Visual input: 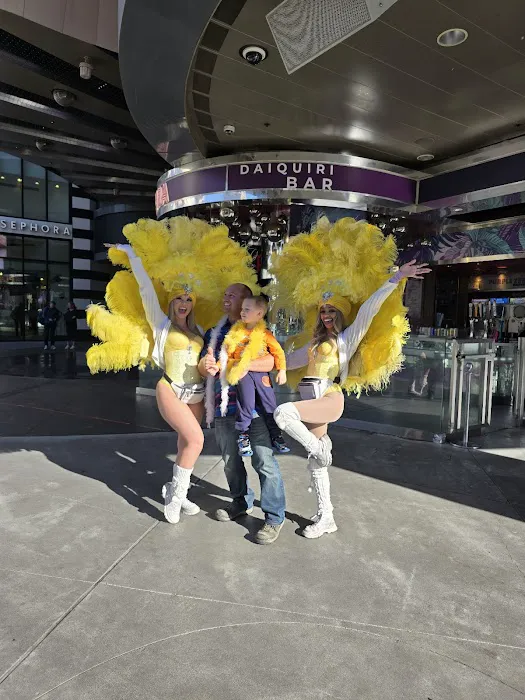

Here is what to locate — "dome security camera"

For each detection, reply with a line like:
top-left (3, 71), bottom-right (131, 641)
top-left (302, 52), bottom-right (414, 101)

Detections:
top-left (223, 124), bottom-right (236, 135)
top-left (240, 45), bottom-right (267, 65)
top-left (110, 137), bottom-right (128, 150)
top-left (53, 89), bottom-right (76, 107)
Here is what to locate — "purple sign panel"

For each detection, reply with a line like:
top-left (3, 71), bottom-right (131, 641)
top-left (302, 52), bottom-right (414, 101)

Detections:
top-left (156, 161), bottom-right (416, 214)
top-left (161, 166), bottom-right (227, 209)
top-left (228, 162), bottom-right (415, 203)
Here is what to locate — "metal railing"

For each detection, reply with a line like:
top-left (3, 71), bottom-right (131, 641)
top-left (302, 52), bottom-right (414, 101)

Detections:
top-left (513, 337), bottom-right (525, 423)
top-left (449, 341), bottom-right (496, 436)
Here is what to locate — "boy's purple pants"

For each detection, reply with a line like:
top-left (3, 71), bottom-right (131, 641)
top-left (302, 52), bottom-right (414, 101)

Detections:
top-left (235, 371), bottom-right (280, 439)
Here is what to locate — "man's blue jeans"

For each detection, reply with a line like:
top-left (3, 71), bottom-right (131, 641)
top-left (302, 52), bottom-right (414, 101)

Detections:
top-left (215, 416), bottom-right (286, 525)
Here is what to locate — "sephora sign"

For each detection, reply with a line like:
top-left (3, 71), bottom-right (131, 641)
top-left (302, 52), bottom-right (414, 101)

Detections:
top-left (0, 216), bottom-right (72, 238)
top-left (156, 159), bottom-right (416, 214)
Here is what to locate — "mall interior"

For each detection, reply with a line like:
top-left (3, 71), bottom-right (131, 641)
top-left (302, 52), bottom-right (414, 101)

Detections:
top-left (1, 0), bottom-right (525, 443)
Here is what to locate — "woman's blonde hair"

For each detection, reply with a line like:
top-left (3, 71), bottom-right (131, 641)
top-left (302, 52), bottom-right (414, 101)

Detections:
top-left (311, 307), bottom-right (344, 353)
top-left (168, 299), bottom-right (202, 338)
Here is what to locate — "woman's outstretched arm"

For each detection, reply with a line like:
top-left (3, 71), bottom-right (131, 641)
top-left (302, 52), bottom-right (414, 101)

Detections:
top-left (107, 243), bottom-right (167, 332)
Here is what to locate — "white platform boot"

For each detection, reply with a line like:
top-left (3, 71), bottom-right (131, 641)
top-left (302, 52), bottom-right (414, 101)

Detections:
top-left (274, 403), bottom-right (332, 467)
top-left (302, 467), bottom-right (338, 539)
top-left (162, 465), bottom-right (195, 524)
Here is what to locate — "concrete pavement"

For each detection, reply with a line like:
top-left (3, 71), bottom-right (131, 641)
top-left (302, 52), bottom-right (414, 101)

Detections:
top-left (1, 427), bottom-right (525, 699)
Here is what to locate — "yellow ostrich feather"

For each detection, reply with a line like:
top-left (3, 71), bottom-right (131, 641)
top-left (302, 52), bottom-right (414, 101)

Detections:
top-left (223, 320), bottom-right (268, 385)
top-left (87, 216), bottom-right (259, 374)
top-left (271, 217), bottom-right (409, 395)
top-left (86, 305), bottom-right (150, 373)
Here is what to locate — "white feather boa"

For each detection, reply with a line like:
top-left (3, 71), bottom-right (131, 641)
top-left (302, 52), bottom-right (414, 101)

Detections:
top-left (205, 316), bottom-right (229, 427)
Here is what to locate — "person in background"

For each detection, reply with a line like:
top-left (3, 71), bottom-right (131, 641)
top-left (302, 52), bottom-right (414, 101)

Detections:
top-left (64, 302), bottom-right (78, 350)
top-left (40, 301), bottom-right (60, 351)
top-left (11, 301), bottom-right (25, 337)
top-left (28, 303), bottom-right (38, 335)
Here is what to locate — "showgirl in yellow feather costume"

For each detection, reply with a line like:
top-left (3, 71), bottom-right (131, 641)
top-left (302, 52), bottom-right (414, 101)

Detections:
top-left (271, 217), bottom-right (430, 539)
top-left (86, 217), bottom-right (257, 526)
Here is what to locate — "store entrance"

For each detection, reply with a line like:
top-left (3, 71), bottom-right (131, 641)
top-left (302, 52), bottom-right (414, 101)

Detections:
top-left (0, 234), bottom-right (71, 342)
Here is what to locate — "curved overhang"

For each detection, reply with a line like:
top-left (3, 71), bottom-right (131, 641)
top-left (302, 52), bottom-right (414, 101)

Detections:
top-left (118, 0), bottom-right (217, 164)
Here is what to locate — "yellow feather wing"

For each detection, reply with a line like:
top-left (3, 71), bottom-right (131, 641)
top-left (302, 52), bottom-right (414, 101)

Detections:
top-left (271, 217), bottom-right (409, 394)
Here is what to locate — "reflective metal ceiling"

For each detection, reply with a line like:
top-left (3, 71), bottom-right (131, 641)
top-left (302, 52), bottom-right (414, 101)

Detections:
top-left (0, 10), bottom-right (165, 202)
top-left (120, 0), bottom-right (525, 170)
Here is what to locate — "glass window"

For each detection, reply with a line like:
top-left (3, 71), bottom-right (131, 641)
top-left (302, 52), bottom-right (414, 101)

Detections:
top-left (24, 259), bottom-right (48, 307)
top-left (23, 161), bottom-right (46, 220)
top-left (0, 234), bottom-right (23, 259)
top-left (23, 236), bottom-right (47, 261)
top-left (47, 171), bottom-right (69, 223)
top-left (48, 239), bottom-right (70, 262)
top-left (0, 153), bottom-right (22, 217)
top-left (48, 262), bottom-right (70, 334)
top-left (0, 259), bottom-right (24, 340)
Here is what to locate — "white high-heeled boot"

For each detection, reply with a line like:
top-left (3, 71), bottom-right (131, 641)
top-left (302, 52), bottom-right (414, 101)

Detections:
top-left (274, 403), bottom-right (332, 467)
top-left (162, 465), bottom-right (193, 524)
top-left (302, 468), bottom-right (338, 539)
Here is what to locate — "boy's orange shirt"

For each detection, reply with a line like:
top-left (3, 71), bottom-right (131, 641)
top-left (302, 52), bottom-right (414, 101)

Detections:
top-left (228, 325), bottom-right (286, 370)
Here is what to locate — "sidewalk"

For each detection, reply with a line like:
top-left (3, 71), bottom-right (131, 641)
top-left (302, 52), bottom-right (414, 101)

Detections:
top-left (1, 427), bottom-right (524, 699)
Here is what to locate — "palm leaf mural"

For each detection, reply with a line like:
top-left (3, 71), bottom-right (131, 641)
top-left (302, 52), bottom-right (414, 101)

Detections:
top-left (518, 224), bottom-right (525, 252)
top-left (464, 228), bottom-right (512, 256)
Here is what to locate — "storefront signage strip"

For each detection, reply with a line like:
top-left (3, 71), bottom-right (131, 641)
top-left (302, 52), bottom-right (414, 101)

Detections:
top-left (155, 161), bottom-right (416, 213)
top-left (469, 273), bottom-right (525, 292)
top-left (0, 216), bottom-right (72, 238)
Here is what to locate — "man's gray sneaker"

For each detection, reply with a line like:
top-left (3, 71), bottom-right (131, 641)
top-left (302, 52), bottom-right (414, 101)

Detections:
top-left (254, 522), bottom-right (284, 545)
top-left (214, 502), bottom-right (253, 522)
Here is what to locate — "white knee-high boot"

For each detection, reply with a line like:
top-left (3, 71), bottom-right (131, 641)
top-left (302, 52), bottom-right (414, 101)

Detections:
top-left (302, 467), bottom-right (338, 539)
top-left (162, 465), bottom-right (193, 524)
top-left (172, 457), bottom-right (200, 516)
top-left (274, 403), bottom-right (332, 467)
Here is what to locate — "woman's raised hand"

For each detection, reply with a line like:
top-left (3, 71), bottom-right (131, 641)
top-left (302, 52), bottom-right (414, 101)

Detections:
top-left (398, 260), bottom-right (432, 280)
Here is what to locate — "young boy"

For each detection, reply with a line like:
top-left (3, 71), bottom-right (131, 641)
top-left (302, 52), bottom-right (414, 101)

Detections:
top-left (221, 295), bottom-right (289, 457)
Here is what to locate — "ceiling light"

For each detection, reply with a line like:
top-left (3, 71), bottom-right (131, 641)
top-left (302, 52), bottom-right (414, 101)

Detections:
top-left (35, 181), bottom-right (39, 185)
top-left (437, 28), bottom-right (468, 47)
top-left (79, 56), bottom-right (93, 80)
top-left (452, 206), bottom-right (463, 213)
top-left (17, 177), bottom-right (22, 182)
top-left (417, 153), bottom-right (435, 162)
top-left (35, 140), bottom-right (48, 151)
top-left (55, 184), bottom-right (60, 189)
top-left (0, 176), bottom-right (4, 180)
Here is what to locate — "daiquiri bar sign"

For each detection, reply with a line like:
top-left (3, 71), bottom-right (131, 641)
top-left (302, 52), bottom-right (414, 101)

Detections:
top-left (155, 156), bottom-right (417, 216)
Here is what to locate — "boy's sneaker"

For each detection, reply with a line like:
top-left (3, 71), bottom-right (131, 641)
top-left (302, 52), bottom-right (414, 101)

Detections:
top-left (272, 437), bottom-right (290, 454)
top-left (214, 502), bottom-right (253, 521)
top-left (237, 432), bottom-right (253, 457)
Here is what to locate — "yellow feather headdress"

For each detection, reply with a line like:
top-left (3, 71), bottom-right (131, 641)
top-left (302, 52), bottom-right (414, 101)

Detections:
top-left (270, 217), bottom-right (409, 395)
top-left (87, 217), bottom-right (258, 373)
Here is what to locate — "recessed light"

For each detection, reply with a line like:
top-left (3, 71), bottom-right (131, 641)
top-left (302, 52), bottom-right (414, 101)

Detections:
top-left (437, 28), bottom-right (468, 47)
top-left (452, 206), bottom-right (463, 213)
top-left (417, 153), bottom-right (435, 162)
